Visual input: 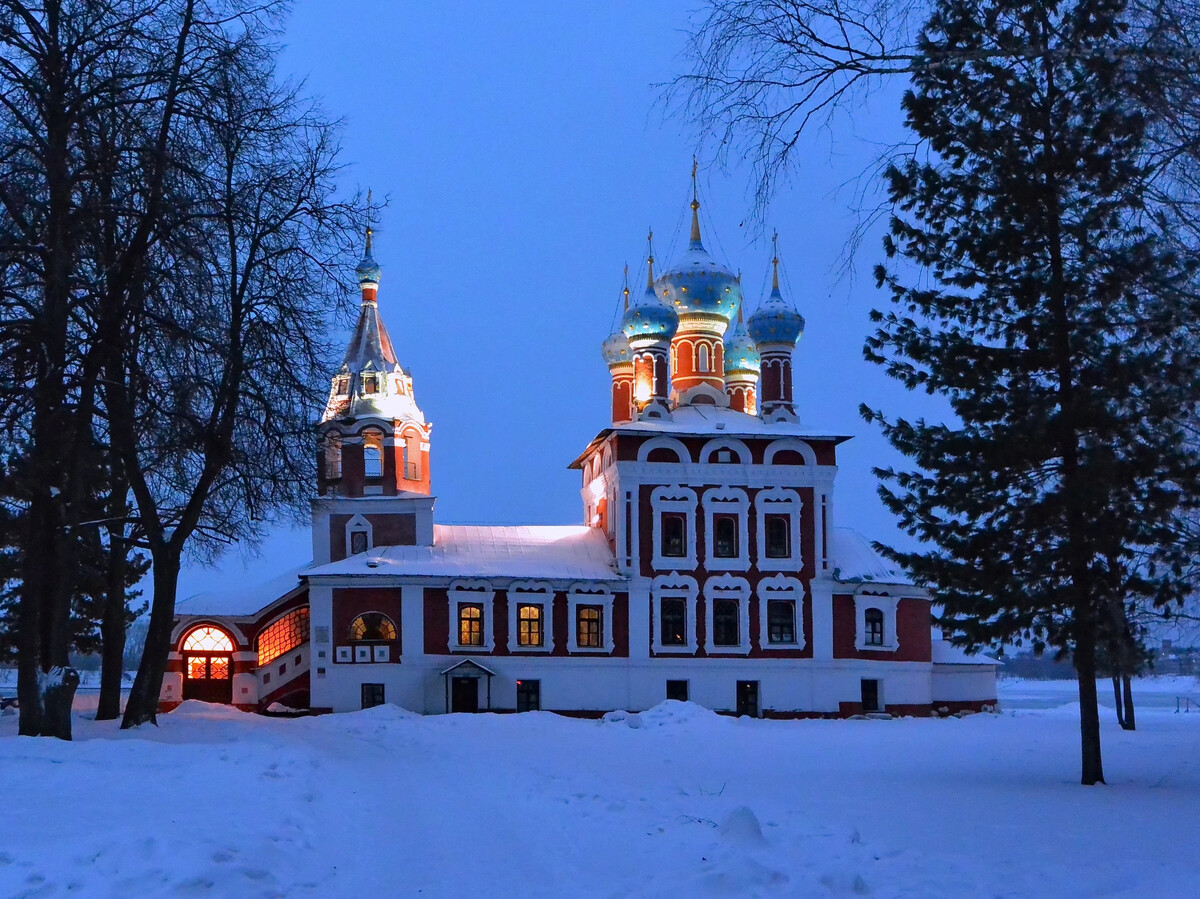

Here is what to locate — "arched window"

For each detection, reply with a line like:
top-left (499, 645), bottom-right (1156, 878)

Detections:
top-left (697, 343), bottom-right (710, 373)
top-left (257, 607), bottom-right (310, 667)
top-left (363, 374), bottom-right (378, 395)
top-left (350, 528), bottom-right (369, 555)
top-left (517, 604), bottom-right (543, 647)
top-left (362, 430), bottom-right (383, 478)
top-left (325, 436), bottom-right (342, 480)
top-left (183, 626), bottom-right (234, 652)
top-left (349, 612), bottom-right (397, 642)
top-left (458, 604), bottom-right (483, 646)
top-left (864, 608), bottom-right (885, 646)
top-left (576, 606), bottom-right (602, 648)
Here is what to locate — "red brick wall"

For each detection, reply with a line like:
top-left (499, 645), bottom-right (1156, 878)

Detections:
top-left (332, 587), bottom-right (402, 649)
top-left (832, 595), bottom-right (932, 662)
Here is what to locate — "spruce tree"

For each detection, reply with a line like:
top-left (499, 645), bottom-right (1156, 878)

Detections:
top-left (864, 0), bottom-right (1200, 785)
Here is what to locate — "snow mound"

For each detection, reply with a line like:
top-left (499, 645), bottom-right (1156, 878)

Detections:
top-left (719, 806), bottom-right (765, 845)
top-left (166, 700), bottom-right (250, 719)
top-left (603, 700), bottom-right (721, 729)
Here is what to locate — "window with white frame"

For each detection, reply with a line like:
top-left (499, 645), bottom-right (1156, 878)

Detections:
top-left (566, 586), bottom-right (615, 653)
top-left (702, 487), bottom-right (749, 571)
top-left (344, 514), bottom-right (373, 557)
top-left (854, 594), bottom-right (900, 652)
top-left (448, 580), bottom-right (495, 652)
top-left (754, 488), bottom-right (803, 571)
top-left (650, 486), bottom-right (698, 570)
top-left (704, 575), bottom-right (750, 654)
top-left (651, 574), bottom-right (698, 653)
top-left (507, 581), bottom-right (554, 653)
top-left (757, 574), bottom-right (805, 650)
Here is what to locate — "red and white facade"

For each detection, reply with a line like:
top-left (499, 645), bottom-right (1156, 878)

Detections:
top-left (164, 209), bottom-right (997, 718)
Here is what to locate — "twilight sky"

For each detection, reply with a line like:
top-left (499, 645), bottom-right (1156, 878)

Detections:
top-left (176, 0), bottom-right (936, 597)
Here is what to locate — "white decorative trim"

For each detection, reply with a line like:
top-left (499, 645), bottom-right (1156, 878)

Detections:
top-left (448, 578), bottom-right (495, 653)
top-left (567, 583), bottom-right (614, 653)
top-left (702, 486), bottom-right (750, 571)
top-left (344, 514), bottom-right (373, 556)
top-left (507, 580), bottom-right (555, 653)
top-left (854, 594), bottom-right (900, 652)
top-left (651, 573), bottom-right (699, 654)
top-left (651, 485), bottom-right (699, 570)
top-left (700, 437), bottom-right (752, 465)
top-left (637, 436), bottom-right (692, 463)
top-left (757, 574), bottom-right (806, 650)
top-left (763, 437), bottom-right (818, 466)
top-left (703, 574), bottom-right (751, 655)
top-left (754, 487), bottom-right (804, 572)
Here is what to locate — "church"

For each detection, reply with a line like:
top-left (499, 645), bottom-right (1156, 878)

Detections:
top-left (163, 184), bottom-right (997, 718)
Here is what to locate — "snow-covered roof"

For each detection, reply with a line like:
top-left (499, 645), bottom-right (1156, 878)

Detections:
top-left (175, 564), bottom-right (311, 618)
top-left (830, 528), bottom-right (915, 587)
top-left (611, 405), bottom-right (850, 440)
top-left (305, 525), bottom-right (623, 583)
top-left (932, 640), bottom-right (999, 666)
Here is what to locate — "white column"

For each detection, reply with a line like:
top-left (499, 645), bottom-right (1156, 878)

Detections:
top-left (809, 577), bottom-right (834, 660)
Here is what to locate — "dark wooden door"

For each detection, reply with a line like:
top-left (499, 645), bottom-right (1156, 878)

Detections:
top-left (861, 679), bottom-right (880, 713)
top-left (736, 680), bottom-right (759, 717)
top-left (183, 654), bottom-right (233, 703)
top-left (451, 676), bottom-right (479, 713)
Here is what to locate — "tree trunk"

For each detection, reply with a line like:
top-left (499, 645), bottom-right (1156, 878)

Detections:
top-left (96, 538), bottom-right (128, 721)
top-left (16, 494), bottom-right (46, 736)
top-left (1121, 674), bottom-right (1136, 731)
top-left (38, 665), bottom-right (80, 739)
top-left (1074, 616), bottom-right (1106, 785)
top-left (1111, 675), bottom-right (1125, 728)
top-left (121, 553), bottom-right (180, 728)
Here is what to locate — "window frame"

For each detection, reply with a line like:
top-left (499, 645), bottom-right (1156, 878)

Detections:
top-left (703, 574), bottom-right (751, 654)
top-left (766, 599), bottom-right (796, 645)
top-left (566, 586), bottom-right (615, 653)
top-left (506, 581), bottom-right (555, 653)
top-left (516, 679), bottom-right (541, 712)
top-left (757, 574), bottom-right (805, 650)
top-left (854, 595), bottom-right (900, 652)
top-left (651, 574), bottom-right (698, 654)
top-left (702, 487), bottom-right (749, 572)
top-left (650, 486), bottom-right (698, 570)
top-left (754, 488), bottom-right (804, 571)
top-left (448, 580), bottom-right (496, 652)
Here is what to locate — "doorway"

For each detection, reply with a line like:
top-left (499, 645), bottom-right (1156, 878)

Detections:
top-left (451, 676), bottom-right (479, 713)
top-left (180, 625), bottom-right (235, 703)
top-left (861, 679), bottom-right (881, 713)
top-left (736, 680), bottom-right (759, 717)
top-left (666, 680), bottom-right (689, 702)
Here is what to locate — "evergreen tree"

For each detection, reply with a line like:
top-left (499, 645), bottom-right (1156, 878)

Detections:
top-left (864, 0), bottom-right (1200, 784)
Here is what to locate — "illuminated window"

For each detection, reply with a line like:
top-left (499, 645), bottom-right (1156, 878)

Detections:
top-left (865, 608), bottom-right (885, 646)
top-left (713, 515), bottom-right (738, 558)
top-left (183, 626), bottom-right (234, 652)
top-left (209, 657), bottom-right (230, 679)
top-left (187, 656), bottom-right (208, 679)
top-left (517, 604), bottom-right (543, 647)
top-left (660, 598), bottom-right (686, 646)
top-left (661, 513), bottom-right (686, 558)
top-left (349, 612), bottom-right (397, 642)
top-left (712, 598), bottom-right (740, 647)
top-left (363, 430), bottom-right (383, 478)
top-left (257, 607), bottom-right (310, 668)
top-left (767, 600), bottom-right (796, 644)
top-left (576, 606), bottom-right (602, 648)
top-left (764, 515), bottom-right (790, 558)
top-left (459, 604), bottom-right (483, 646)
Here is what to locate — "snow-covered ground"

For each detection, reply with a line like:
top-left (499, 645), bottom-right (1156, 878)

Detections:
top-left (2, 682), bottom-right (1198, 898)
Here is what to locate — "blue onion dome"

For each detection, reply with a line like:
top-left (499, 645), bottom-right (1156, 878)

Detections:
top-left (621, 256), bottom-right (679, 344)
top-left (723, 310), bottom-right (760, 374)
top-left (656, 200), bottom-right (741, 323)
top-left (601, 328), bottom-right (631, 366)
top-left (356, 226), bottom-right (381, 286)
top-left (747, 249), bottom-right (805, 347)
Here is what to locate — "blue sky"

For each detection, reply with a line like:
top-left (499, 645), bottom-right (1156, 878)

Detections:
top-left (176, 0), bottom-right (935, 597)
